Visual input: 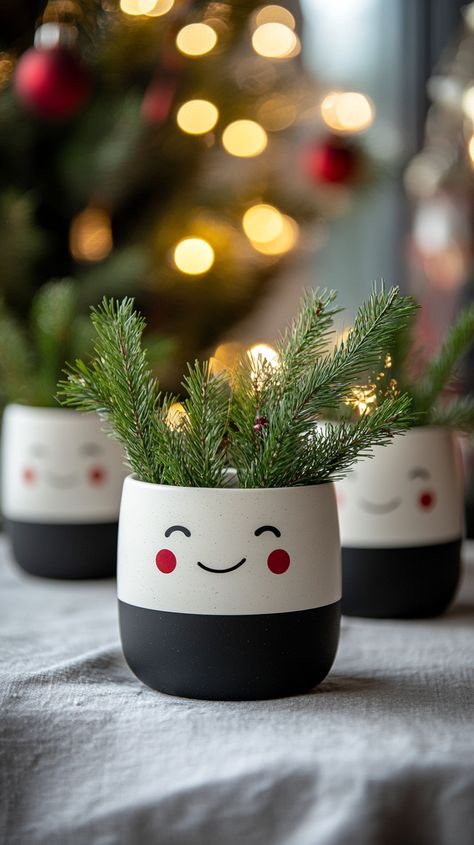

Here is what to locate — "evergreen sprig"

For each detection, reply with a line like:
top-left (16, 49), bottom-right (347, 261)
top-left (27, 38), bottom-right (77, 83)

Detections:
top-left (367, 302), bottom-right (474, 430)
top-left (228, 285), bottom-right (417, 487)
top-left (59, 288), bottom-right (417, 488)
top-left (0, 280), bottom-right (92, 407)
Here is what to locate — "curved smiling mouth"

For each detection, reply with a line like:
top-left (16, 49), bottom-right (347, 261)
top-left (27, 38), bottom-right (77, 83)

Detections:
top-left (358, 497), bottom-right (402, 514)
top-left (44, 472), bottom-right (78, 489)
top-left (197, 558), bottom-right (246, 574)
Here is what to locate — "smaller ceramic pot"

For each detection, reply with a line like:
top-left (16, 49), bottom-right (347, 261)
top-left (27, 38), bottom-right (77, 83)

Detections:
top-left (1, 404), bottom-right (127, 579)
top-left (336, 427), bottom-right (464, 618)
top-left (117, 477), bottom-right (342, 700)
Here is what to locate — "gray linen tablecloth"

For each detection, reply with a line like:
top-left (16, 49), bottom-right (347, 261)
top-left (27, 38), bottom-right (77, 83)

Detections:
top-left (0, 536), bottom-right (473, 845)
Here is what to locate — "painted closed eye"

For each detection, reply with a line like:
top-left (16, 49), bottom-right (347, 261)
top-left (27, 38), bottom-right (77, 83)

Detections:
top-left (165, 525), bottom-right (191, 537)
top-left (408, 467), bottom-right (430, 480)
top-left (255, 525), bottom-right (281, 537)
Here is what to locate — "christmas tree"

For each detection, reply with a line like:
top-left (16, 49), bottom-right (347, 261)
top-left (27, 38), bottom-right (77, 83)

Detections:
top-left (0, 0), bottom-right (375, 391)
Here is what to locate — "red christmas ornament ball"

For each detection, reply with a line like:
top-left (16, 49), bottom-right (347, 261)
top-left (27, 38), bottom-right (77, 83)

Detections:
top-left (303, 137), bottom-right (357, 185)
top-left (14, 46), bottom-right (90, 119)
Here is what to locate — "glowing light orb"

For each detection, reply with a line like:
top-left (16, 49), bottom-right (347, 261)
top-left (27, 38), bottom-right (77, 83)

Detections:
top-left (176, 99), bottom-right (219, 135)
top-left (222, 120), bottom-right (268, 157)
top-left (173, 237), bottom-right (215, 275)
top-left (252, 22), bottom-right (297, 59)
top-left (250, 215), bottom-right (299, 255)
top-left (176, 23), bottom-right (217, 56)
top-left (255, 5), bottom-right (296, 29)
top-left (243, 204), bottom-right (284, 244)
top-left (69, 208), bottom-right (113, 263)
top-left (320, 91), bottom-right (375, 133)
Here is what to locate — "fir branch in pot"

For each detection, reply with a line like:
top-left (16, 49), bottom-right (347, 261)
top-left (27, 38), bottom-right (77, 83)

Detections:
top-left (0, 280), bottom-right (128, 579)
top-left (336, 303), bottom-right (474, 620)
top-left (57, 286), bottom-right (415, 701)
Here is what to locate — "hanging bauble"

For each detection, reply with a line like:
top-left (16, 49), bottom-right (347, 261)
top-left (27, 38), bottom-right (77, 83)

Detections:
top-left (14, 45), bottom-right (90, 119)
top-left (303, 135), bottom-right (357, 185)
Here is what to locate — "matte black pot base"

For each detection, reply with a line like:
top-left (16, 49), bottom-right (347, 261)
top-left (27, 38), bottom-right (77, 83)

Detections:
top-left (119, 600), bottom-right (341, 701)
top-left (342, 540), bottom-right (462, 619)
top-left (5, 519), bottom-right (118, 579)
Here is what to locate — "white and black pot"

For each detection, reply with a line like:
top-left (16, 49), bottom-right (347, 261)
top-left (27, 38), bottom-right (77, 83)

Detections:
top-left (118, 476), bottom-right (341, 700)
top-left (336, 427), bottom-right (464, 618)
top-left (1, 404), bottom-right (127, 579)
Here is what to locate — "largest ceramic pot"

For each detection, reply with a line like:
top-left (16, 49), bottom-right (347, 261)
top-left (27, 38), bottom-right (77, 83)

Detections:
top-left (118, 477), bottom-right (341, 700)
top-left (2, 404), bottom-right (127, 579)
top-left (336, 427), bottom-right (464, 618)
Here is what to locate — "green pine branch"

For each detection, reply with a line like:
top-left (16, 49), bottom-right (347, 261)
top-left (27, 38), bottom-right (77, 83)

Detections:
top-left (229, 285), bottom-right (417, 488)
top-left (412, 303), bottom-right (474, 419)
top-left (59, 289), bottom-right (417, 488)
top-left (59, 297), bottom-right (164, 483)
top-left (0, 303), bottom-right (33, 405)
top-left (430, 395), bottom-right (474, 432)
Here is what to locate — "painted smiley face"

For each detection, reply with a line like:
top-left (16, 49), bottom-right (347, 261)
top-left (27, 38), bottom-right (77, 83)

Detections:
top-left (21, 441), bottom-right (108, 490)
top-left (155, 524), bottom-right (291, 576)
top-left (336, 429), bottom-right (463, 547)
top-left (353, 466), bottom-right (436, 515)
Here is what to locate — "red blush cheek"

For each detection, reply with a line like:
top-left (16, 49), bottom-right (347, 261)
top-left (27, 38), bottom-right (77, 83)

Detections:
top-left (155, 549), bottom-right (177, 574)
top-left (419, 490), bottom-right (436, 510)
top-left (267, 549), bottom-right (290, 575)
top-left (88, 466), bottom-right (107, 485)
top-left (22, 467), bottom-right (36, 485)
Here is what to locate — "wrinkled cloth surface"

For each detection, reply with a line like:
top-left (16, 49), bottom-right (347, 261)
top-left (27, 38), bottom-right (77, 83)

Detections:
top-left (0, 536), bottom-right (473, 845)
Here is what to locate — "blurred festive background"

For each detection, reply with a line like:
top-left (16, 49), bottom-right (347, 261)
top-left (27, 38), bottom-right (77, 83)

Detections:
top-left (0, 1), bottom-right (473, 434)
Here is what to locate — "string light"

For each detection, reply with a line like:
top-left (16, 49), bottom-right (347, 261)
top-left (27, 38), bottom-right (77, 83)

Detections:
top-left (166, 402), bottom-right (188, 430)
top-left (120, 0), bottom-right (162, 15)
top-left (345, 385), bottom-right (377, 416)
top-left (209, 342), bottom-right (243, 376)
top-left (250, 215), bottom-right (298, 255)
top-left (248, 343), bottom-right (279, 369)
top-left (320, 91), bottom-right (375, 133)
top-left (176, 23), bottom-right (218, 56)
top-left (243, 204), bottom-right (284, 244)
top-left (255, 5), bottom-right (296, 29)
top-left (222, 120), bottom-right (268, 157)
top-left (176, 99), bottom-right (219, 135)
top-left (173, 237), bottom-right (215, 275)
top-left (69, 208), bottom-right (113, 263)
top-left (252, 22), bottom-right (297, 59)
top-left (144, 0), bottom-right (174, 16)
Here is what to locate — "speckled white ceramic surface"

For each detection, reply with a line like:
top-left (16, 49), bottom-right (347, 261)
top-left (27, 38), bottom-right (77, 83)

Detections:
top-left (2, 404), bottom-right (127, 522)
top-left (117, 477), bottom-right (341, 615)
top-left (336, 427), bottom-right (464, 548)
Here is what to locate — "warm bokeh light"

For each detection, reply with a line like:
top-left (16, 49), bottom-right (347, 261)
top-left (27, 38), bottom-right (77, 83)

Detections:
top-left (345, 385), bottom-right (377, 416)
top-left (69, 208), bottom-right (113, 263)
top-left (255, 5), bottom-right (296, 29)
top-left (0, 55), bottom-right (14, 88)
top-left (320, 91), bottom-right (375, 133)
top-left (243, 204), bottom-right (284, 244)
top-left (143, 0), bottom-right (174, 16)
top-left (468, 135), bottom-right (474, 166)
top-left (176, 23), bottom-right (218, 56)
top-left (248, 343), bottom-right (279, 369)
top-left (462, 86), bottom-right (474, 121)
top-left (166, 402), bottom-right (188, 430)
top-left (222, 120), bottom-right (268, 157)
top-left (210, 341), bottom-right (243, 375)
top-left (176, 99), bottom-right (219, 135)
top-left (257, 94), bottom-right (297, 130)
top-left (250, 214), bottom-right (298, 255)
top-left (252, 22), bottom-right (297, 58)
top-left (173, 237), bottom-right (215, 274)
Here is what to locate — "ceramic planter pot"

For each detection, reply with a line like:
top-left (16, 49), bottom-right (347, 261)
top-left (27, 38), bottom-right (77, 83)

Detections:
top-left (2, 404), bottom-right (127, 579)
top-left (118, 477), bottom-right (341, 700)
top-left (336, 427), bottom-right (464, 618)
